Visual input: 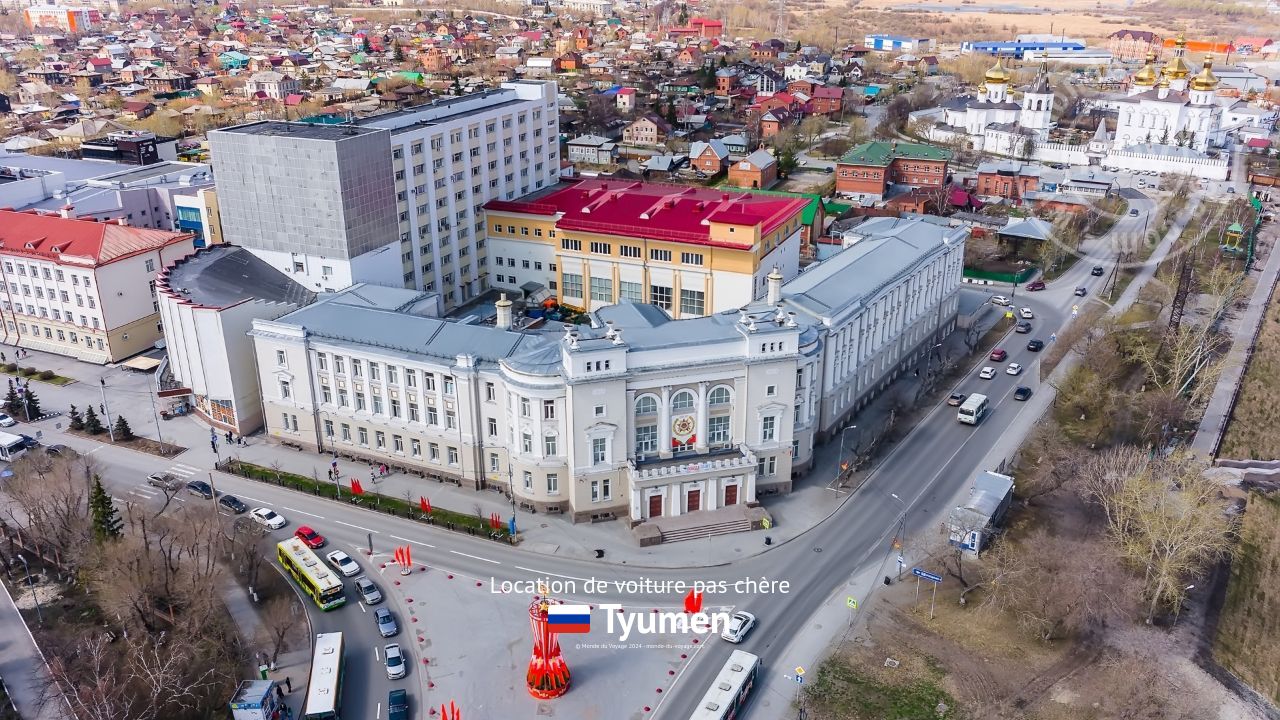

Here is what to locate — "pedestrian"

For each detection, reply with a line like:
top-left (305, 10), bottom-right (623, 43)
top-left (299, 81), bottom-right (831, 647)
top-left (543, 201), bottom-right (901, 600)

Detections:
top-left (380, 463), bottom-right (387, 477)
top-left (210, 439), bottom-right (217, 453)
top-left (1, 352), bottom-right (6, 363)
top-left (238, 435), bottom-right (245, 446)
top-left (285, 677), bottom-right (292, 693)
top-left (275, 684), bottom-right (284, 701)
top-left (99, 403), bottom-right (105, 414)
top-left (226, 430), bottom-right (233, 444)
top-left (370, 469), bottom-right (376, 483)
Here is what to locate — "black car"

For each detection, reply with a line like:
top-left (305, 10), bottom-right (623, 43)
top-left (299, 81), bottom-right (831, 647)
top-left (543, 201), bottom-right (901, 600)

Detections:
top-left (1014, 320), bottom-right (1032, 334)
top-left (1013, 386), bottom-right (1033, 401)
top-left (388, 689), bottom-right (409, 720)
top-left (1074, 286), bottom-right (1088, 296)
top-left (218, 494), bottom-right (248, 514)
top-left (1026, 339), bottom-right (1045, 352)
top-left (1091, 266), bottom-right (1105, 276)
top-left (43, 444), bottom-right (72, 457)
top-left (19, 434), bottom-right (39, 449)
top-left (186, 479), bottom-right (215, 499)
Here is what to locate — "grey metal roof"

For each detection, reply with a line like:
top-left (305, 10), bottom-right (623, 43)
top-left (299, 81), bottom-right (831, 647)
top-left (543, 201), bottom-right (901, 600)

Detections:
top-left (213, 121), bottom-right (385, 140)
top-left (162, 244), bottom-right (315, 310)
top-left (783, 217), bottom-right (963, 322)
top-left (0, 150), bottom-right (130, 182)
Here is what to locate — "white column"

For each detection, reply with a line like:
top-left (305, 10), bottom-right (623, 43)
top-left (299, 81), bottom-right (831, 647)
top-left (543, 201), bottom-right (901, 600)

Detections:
top-left (695, 381), bottom-right (708, 453)
top-left (630, 483), bottom-right (642, 521)
top-left (668, 484), bottom-right (681, 516)
top-left (704, 478), bottom-right (717, 511)
top-left (744, 470), bottom-right (757, 503)
top-left (659, 385), bottom-right (672, 458)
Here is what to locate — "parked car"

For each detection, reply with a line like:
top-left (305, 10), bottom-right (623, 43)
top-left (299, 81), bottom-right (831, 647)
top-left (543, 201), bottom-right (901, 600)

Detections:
top-left (356, 576), bottom-right (383, 605)
top-left (1006, 362), bottom-right (1023, 376)
top-left (325, 550), bottom-right (361, 577)
top-left (1014, 386), bottom-right (1033, 401)
top-left (1025, 280), bottom-right (1046, 291)
top-left (1129, 208), bottom-right (1140, 217)
top-left (979, 366), bottom-right (997, 380)
top-left (185, 480), bottom-right (214, 499)
top-left (250, 507), bottom-right (287, 530)
top-left (388, 690), bottom-right (410, 720)
top-left (43, 444), bottom-right (71, 457)
top-left (989, 348), bottom-right (1007, 362)
top-left (1015, 321), bottom-right (1032, 334)
top-left (18, 434), bottom-right (38, 449)
top-left (1091, 266), bottom-right (1105, 276)
top-left (0, 413), bottom-right (16, 427)
top-left (947, 392), bottom-right (967, 407)
top-left (991, 295), bottom-right (1011, 306)
top-left (384, 643), bottom-right (407, 680)
top-left (720, 611), bottom-right (757, 643)
top-left (1026, 339), bottom-right (1045, 352)
top-left (294, 525), bottom-right (326, 549)
top-left (146, 472), bottom-right (181, 491)
top-left (375, 606), bottom-right (399, 637)
top-left (218, 495), bottom-right (248, 514)
top-left (1074, 286), bottom-right (1088, 296)
top-left (1019, 307), bottom-right (1034, 319)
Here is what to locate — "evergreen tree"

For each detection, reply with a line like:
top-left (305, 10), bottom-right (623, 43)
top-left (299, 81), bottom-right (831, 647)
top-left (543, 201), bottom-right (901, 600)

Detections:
top-left (113, 415), bottom-right (135, 441)
top-left (393, 41), bottom-right (405, 62)
top-left (20, 385), bottom-right (39, 420)
top-left (89, 476), bottom-right (122, 542)
top-left (361, 35), bottom-right (371, 53)
top-left (83, 405), bottom-right (104, 435)
top-left (68, 404), bottom-right (84, 431)
top-left (2, 380), bottom-right (20, 417)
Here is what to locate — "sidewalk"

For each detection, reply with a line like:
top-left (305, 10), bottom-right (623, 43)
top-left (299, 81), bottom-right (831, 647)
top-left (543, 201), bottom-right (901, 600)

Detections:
top-left (1189, 226), bottom-right (1280, 459)
top-left (0, 578), bottom-right (71, 720)
top-left (223, 580), bottom-right (311, 719)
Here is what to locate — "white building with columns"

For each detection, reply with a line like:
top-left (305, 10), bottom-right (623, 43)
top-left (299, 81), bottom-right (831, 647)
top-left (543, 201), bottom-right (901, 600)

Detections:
top-left (247, 216), bottom-right (966, 540)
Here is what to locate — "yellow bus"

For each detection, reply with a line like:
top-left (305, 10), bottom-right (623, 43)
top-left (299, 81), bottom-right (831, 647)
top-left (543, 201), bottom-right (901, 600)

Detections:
top-left (277, 538), bottom-right (346, 611)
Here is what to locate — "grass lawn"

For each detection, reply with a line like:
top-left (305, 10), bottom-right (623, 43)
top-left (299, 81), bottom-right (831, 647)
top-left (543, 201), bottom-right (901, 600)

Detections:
top-left (1214, 492), bottom-right (1280, 706)
top-left (0, 367), bottom-right (75, 385)
top-left (1219, 290), bottom-right (1280, 459)
top-left (803, 650), bottom-right (963, 720)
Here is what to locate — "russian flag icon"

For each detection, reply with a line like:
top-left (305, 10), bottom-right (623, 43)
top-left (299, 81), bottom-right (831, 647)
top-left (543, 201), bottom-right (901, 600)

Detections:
top-left (547, 604), bottom-right (592, 634)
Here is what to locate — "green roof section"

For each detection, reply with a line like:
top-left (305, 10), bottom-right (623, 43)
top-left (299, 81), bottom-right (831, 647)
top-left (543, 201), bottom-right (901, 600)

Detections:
top-left (838, 140), bottom-right (952, 166)
top-left (733, 187), bottom-right (823, 225)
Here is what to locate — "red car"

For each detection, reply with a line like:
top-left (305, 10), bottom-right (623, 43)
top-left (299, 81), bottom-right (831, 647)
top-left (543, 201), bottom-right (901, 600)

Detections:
top-left (294, 525), bottom-right (326, 549)
top-left (989, 348), bottom-right (1008, 362)
top-left (1025, 281), bottom-right (1046, 291)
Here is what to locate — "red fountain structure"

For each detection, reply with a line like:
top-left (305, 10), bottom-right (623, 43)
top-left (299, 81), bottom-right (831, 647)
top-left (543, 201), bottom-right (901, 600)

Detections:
top-left (526, 599), bottom-right (571, 698)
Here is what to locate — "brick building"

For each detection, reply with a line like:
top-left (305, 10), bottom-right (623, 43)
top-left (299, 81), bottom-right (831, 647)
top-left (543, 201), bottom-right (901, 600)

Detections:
top-left (835, 141), bottom-right (951, 202)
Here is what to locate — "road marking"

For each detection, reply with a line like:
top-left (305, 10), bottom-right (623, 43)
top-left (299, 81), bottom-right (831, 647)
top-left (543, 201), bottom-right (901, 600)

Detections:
top-left (449, 550), bottom-right (500, 565)
top-left (231, 493), bottom-right (269, 504)
top-left (513, 566), bottom-right (592, 583)
top-left (334, 520), bottom-right (378, 533)
top-left (127, 490), bottom-right (153, 499)
top-left (376, 703), bottom-right (381, 720)
top-left (359, 601), bottom-right (367, 613)
top-left (373, 646), bottom-right (380, 662)
top-left (168, 465), bottom-right (198, 477)
top-left (389, 535), bottom-right (435, 548)
top-left (282, 507), bottom-right (324, 519)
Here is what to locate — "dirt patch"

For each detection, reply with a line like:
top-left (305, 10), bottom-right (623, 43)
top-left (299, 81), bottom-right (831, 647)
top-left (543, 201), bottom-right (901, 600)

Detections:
top-left (65, 427), bottom-right (185, 458)
top-left (1220, 290), bottom-right (1280, 460)
top-left (1214, 492), bottom-right (1280, 707)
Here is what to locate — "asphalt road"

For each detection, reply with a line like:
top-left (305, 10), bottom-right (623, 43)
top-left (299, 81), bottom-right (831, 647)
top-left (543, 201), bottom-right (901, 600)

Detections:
top-left (28, 193), bottom-right (1158, 720)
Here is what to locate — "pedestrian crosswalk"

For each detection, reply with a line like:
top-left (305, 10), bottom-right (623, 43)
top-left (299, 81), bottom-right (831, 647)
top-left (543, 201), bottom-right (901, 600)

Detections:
top-left (124, 462), bottom-right (203, 503)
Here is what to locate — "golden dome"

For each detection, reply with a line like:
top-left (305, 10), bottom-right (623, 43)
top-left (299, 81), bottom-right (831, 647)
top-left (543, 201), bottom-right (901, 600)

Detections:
top-left (984, 56), bottom-right (1012, 84)
top-left (1162, 32), bottom-right (1191, 79)
top-left (1190, 55), bottom-right (1218, 92)
top-left (1132, 52), bottom-right (1158, 87)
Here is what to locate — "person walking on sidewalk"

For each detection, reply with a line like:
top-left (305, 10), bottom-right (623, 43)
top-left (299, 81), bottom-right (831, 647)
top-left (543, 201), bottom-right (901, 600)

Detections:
top-left (285, 677), bottom-right (292, 693)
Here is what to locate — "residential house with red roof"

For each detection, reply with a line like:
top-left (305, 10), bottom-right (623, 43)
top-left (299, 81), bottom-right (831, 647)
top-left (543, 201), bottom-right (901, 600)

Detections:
top-left (809, 86), bottom-right (846, 116)
top-left (484, 179), bottom-right (809, 317)
top-left (623, 115), bottom-right (672, 146)
top-left (0, 210), bottom-right (197, 363)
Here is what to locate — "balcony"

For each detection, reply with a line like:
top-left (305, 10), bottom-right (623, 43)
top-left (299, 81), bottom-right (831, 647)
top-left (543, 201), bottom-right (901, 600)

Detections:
top-left (627, 446), bottom-right (756, 487)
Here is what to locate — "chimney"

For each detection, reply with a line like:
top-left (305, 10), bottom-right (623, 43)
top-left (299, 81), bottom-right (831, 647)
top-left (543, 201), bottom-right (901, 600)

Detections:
top-left (766, 266), bottom-right (783, 305)
top-left (495, 293), bottom-right (513, 330)
top-left (59, 203), bottom-right (75, 219)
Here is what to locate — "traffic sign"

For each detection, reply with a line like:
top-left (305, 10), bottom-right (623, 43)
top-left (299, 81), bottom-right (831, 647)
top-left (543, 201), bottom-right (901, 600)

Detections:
top-left (1004, 310), bottom-right (1014, 319)
top-left (846, 596), bottom-right (858, 609)
top-left (912, 568), bottom-right (943, 584)
top-left (794, 675), bottom-right (804, 685)
top-left (795, 666), bottom-right (806, 677)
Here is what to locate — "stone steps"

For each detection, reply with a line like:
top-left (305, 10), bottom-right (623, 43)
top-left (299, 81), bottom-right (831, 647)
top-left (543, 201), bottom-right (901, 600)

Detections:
top-left (658, 518), bottom-right (752, 544)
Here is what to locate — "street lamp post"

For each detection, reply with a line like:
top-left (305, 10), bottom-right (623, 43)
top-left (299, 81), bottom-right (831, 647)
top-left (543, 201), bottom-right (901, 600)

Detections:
top-left (834, 424), bottom-right (859, 488)
top-left (15, 553), bottom-right (42, 626)
top-left (889, 493), bottom-right (908, 580)
top-left (99, 378), bottom-right (116, 442)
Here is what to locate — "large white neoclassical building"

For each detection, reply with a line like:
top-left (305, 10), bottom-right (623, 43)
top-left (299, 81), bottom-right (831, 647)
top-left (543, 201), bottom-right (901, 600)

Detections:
top-left (245, 217), bottom-right (966, 542)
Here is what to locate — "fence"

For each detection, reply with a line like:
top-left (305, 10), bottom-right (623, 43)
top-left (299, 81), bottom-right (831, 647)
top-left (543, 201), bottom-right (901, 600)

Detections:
top-left (962, 266), bottom-right (1037, 284)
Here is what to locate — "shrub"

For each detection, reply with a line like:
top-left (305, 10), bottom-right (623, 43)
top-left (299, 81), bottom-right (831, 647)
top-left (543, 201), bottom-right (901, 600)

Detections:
top-left (38, 370), bottom-right (55, 381)
top-left (20, 367), bottom-right (36, 377)
top-left (2, 363), bottom-right (15, 372)
top-left (113, 415), bottom-right (135, 441)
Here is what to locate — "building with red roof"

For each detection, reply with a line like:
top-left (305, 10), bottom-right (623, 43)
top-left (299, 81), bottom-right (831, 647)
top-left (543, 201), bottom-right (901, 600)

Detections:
top-left (0, 209), bottom-right (197, 363)
top-left (485, 180), bottom-right (809, 317)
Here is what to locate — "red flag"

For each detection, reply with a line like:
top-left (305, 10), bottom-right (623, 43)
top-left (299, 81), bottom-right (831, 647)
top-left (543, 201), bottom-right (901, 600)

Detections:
top-left (393, 546), bottom-right (403, 565)
top-left (419, 496), bottom-right (429, 513)
top-left (351, 478), bottom-right (365, 495)
top-left (404, 544), bottom-right (412, 567)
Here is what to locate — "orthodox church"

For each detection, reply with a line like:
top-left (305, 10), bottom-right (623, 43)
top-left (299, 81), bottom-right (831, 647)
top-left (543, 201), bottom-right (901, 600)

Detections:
top-left (935, 57), bottom-right (1054, 157)
top-left (1112, 36), bottom-right (1227, 153)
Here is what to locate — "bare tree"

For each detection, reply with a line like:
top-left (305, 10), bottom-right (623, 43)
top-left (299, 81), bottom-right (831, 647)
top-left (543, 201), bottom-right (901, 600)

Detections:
top-left (259, 594), bottom-right (298, 664)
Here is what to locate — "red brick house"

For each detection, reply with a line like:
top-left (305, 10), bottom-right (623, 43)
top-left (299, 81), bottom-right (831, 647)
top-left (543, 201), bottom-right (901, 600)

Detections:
top-left (787, 79), bottom-right (815, 97)
top-left (759, 108), bottom-right (793, 139)
top-left (810, 86), bottom-right (845, 115)
top-left (690, 139), bottom-right (730, 174)
top-left (974, 162), bottom-right (1040, 201)
top-left (728, 148), bottom-right (779, 189)
top-left (835, 140), bottom-right (951, 201)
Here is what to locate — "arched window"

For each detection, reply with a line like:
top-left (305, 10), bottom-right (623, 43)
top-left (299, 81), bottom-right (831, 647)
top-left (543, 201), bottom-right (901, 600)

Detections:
top-left (635, 395), bottom-right (658, 416)
top-left (671, 390), bottom-right (695, 411)
top-left (708, 386), bottom-right (732, 406)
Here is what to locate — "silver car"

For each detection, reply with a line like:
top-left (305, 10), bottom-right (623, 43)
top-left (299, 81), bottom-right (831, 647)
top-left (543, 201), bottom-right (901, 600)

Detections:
top-left (356, 576), bottom-right (383, 605)
top-left (375, 607), bottom-right (398, 637)
top-left (384, 643), bottom-right (407, 680)
top-left (720, 611), bottom-right (757, 643)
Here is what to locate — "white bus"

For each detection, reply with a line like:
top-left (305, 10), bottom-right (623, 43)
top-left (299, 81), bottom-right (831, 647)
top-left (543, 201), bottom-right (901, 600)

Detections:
top-left (277, 538), bottom-right (345, 611)
top-left (689, 650), bottom-right (760, 720)
top-left (957, 394), bottom-right (989, 425)
top-left (302, 632), bottom-right (345, 720)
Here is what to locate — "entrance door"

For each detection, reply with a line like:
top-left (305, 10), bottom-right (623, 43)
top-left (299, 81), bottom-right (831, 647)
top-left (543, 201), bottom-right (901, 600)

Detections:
top-left (648, 494), bottom-right (663, 518)
top-left (724, 485), bottom-right (738, 506)
top-left (687, 489), bottom-right (701, 512)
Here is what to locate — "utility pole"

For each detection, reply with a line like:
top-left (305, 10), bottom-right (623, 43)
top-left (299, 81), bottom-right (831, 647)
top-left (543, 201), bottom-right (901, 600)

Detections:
top-left (149, 387), bottom-right (165, 455)
top-left (15, 554), bottom-right (42, 626)
top-left (99, 378), bottom-right (116, 442)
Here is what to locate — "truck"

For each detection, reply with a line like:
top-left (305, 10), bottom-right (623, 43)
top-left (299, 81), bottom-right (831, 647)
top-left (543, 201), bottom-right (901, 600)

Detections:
top-left (0, 430), bottom-right (27, 462)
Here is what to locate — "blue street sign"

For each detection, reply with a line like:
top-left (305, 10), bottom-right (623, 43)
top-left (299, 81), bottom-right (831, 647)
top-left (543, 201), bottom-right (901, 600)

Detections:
top-left (509, 516), bottom-right (517, 536)
top-left (912, 568), bottom-right (943, 584)
top-left (794, 675), bottom-right (804, 685)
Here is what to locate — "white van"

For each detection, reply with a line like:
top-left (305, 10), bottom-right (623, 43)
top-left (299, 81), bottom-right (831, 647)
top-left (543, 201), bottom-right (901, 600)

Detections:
top-left (0, 430), bottom-right (27, 462)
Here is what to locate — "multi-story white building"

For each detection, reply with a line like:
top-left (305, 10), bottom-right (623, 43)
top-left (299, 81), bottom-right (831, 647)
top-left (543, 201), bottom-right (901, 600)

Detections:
top-left (209, 82), bottom-right (560, 311)
top-left (0, 209), bottom-right (197, 363)
top-left (247, 216), bottom-right (966, 539)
